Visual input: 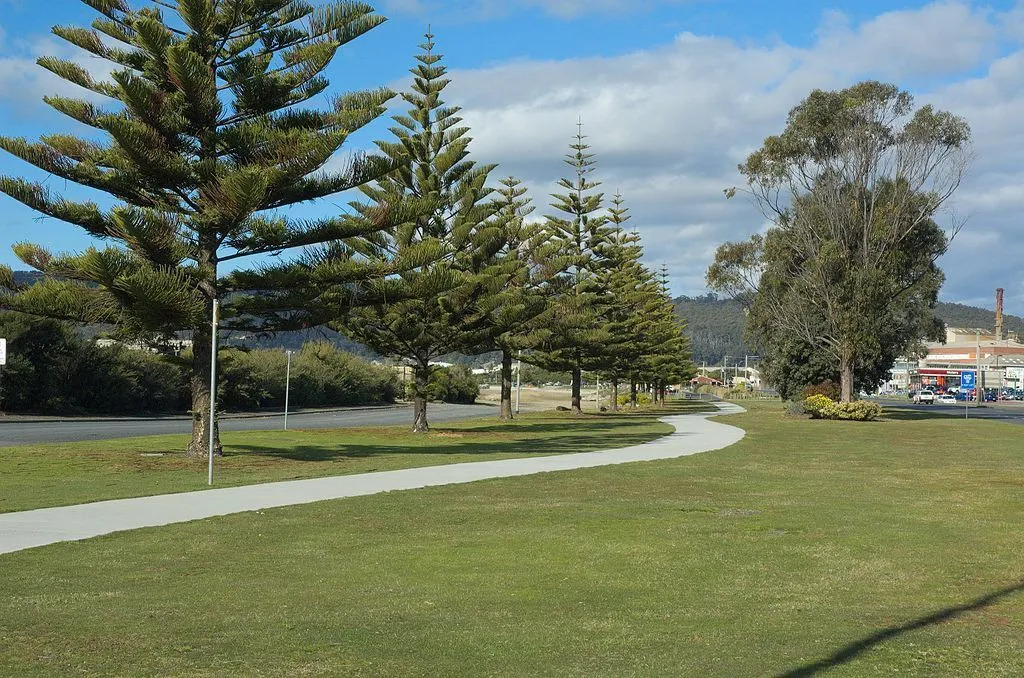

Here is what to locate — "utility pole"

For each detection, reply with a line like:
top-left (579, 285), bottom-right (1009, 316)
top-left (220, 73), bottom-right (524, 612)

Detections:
top-left (976, 331), bottom-right (983, 406)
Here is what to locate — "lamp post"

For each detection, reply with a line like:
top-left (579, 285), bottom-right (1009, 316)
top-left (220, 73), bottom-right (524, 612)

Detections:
top-left (207, 298), bottom-right (218, 486)
top-left (284, 349), bottom-right (293, 430)
top-left (515, 351), bottom-right (522, 415)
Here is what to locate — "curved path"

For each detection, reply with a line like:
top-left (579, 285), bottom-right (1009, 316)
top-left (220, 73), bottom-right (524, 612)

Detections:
top-left (0, 402), bottom-right (746, 555)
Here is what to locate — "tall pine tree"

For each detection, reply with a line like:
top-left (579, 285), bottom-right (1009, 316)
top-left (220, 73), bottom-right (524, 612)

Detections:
top-left (337, 32), bottom-right (499, 432)
top-left (527, 123), bottom-right (615, 415)
top-left (0, 1), bottom-right (395, 456)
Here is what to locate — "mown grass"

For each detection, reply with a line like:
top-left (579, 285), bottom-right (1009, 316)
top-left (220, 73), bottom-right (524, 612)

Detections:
top-left (1, 400), bottom-right (1022, 676)
top-left (0, 400), bottom-right (711, 513)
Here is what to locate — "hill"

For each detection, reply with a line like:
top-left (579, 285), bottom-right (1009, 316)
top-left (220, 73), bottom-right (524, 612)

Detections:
top-left (673, 295), bottom-right (1024, 365)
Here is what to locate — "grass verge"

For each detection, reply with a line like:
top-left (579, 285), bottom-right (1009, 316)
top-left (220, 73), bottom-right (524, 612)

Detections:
top-left (0, 400), bottom-right (712, 513)
top-left (3, 400), bottom-right (1020, 676)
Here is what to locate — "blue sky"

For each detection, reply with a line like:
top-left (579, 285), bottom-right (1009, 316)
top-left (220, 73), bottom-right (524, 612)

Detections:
top-left (1, 0), bottom-right (1023, 312)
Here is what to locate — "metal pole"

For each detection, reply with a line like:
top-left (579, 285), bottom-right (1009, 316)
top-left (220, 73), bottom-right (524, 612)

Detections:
top-left (284, 349), bottom-right (292, 430)
top-left (596, 376), bottom-right (600, 411)
top-left (976, 331), bottom-right (982, 406)
top-left (207, 297), bottom-right (218, 486)
top-left (515, 351), bottom-right (521, 414)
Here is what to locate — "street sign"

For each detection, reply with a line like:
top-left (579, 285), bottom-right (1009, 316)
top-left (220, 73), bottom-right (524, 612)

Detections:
top-left (0, 338), bottom-right (6, 366)
top-left (961, 370), bottom-right (976, 389)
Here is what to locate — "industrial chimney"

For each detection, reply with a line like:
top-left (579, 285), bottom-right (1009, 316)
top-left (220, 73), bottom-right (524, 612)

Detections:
top-left (995, 288), bottom-right (1004, 341)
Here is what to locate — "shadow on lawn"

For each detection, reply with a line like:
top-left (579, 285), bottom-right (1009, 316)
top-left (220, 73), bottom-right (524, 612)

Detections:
top-left (880, 408), bottom-right (965, 422)
top-left (226, 420), bottom-right (663, 462)
top-left (776, 579), bottom-right (1024, 677)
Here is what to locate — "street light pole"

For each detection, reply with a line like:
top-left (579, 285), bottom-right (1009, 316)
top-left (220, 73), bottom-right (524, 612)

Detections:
top-left (207, 297), bottom-right (218, 486)
top-left (515, 350), bottom-right (522, 415)
top-left (284, 349), bottom-right (293, 430)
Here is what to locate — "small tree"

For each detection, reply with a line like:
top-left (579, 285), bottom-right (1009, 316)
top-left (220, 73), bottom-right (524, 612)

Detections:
top-left (0, 1), bottom-right (394, 455)
top-left (709, 81), bottom-right (969, 402)
top-left (337, 33), bottom-right (499, 432)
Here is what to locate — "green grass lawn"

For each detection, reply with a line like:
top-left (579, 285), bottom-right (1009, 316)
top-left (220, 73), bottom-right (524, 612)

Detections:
top-left (2, 401), bottom-right (1022, 676)
top-left (0, 401), bottom-right (711, 513)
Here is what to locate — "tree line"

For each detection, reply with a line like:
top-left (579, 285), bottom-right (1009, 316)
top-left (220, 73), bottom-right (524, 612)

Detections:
top-left (0, 2), bottom-right (693, 456)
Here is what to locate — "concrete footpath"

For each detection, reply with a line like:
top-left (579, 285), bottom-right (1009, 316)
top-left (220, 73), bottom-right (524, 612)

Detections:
top-left (0, 402), bottom-right (746, 556)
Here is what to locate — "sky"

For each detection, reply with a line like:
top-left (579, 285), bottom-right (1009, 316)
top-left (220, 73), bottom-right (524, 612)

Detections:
top-left (0, 0), bottom-right (1022, 313)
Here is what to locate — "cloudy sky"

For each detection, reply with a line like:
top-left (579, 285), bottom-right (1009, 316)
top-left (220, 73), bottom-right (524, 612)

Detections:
top-left (0, 0), bottom-right (1022, 312)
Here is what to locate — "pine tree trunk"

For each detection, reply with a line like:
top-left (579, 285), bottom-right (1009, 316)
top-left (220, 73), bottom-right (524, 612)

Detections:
top-left (187, 324), bottom-right (221, 457)
top-left (412, 361), bottom-right (431, 433)
top-left (571, 365), bottom-right (583, 415)
top-left (840, 352), bottom-right (855, 404)
top-left (499, 350), bottom-right (514, 421)
top-left (611, 378), bottom-right (619, 412)
top-left (630, 381), bottom-right (637, 408)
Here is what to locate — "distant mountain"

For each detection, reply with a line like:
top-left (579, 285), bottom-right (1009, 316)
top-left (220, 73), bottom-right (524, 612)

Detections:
top-left (933, 301), bottom-right (1024, 337)
top-left (673, 294), bottom-right (1024, 365)
top-left (673, 294), bottom-right (753, 366)
top-left (12, 271), bottom-right (43, 286)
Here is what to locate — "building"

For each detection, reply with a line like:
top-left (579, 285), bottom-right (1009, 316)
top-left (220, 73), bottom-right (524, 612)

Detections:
top-left (887, 327), bottom-right (1024, 392)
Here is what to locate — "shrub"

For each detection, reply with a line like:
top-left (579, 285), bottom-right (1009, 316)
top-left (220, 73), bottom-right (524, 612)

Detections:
top-left (802, 395), bottom-right (881, 421)
top-left (802, 394), bottom-right (834, 419)
top-left (802, 381), bottom-right (841, 401)
top-left (406, 365), bottom-right (479, 404)
top-left (617, 392), bottom-right (653, 407)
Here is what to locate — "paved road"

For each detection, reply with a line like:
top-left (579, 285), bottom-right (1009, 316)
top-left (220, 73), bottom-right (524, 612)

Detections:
top-left (0, 403), bottom-right (746, 555)
top-left (0, 403), bottom-right (497, 447)
top-left (880, 400), bottom-right (1024, 425)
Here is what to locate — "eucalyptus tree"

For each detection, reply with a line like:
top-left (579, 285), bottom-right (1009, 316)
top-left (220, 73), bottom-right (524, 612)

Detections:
top-left (336, 33), bottom-right (499, 433)
top-left (709, 81), bottom-right (969, 402)
top-left (0, 0), bottom-right (395, 455)
top-left (527, 124), bottom-right (615, 415)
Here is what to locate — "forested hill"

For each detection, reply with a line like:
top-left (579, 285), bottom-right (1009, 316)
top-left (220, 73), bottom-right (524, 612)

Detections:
top-left (672, 294), bottom-right (753, 365)
top-left (933, 301), bottom-right (1024, 336)
top-left (674, 294), bottom-right (1024, 365)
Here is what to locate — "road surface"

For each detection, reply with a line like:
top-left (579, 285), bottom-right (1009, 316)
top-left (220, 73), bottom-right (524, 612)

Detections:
top-left (880, 400), bottom-right (1024, 425)
top-left (0, 403), bottom-right (497, 447)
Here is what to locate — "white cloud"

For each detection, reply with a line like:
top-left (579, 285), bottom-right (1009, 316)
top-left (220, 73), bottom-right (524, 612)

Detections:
top-left (437, 1), bottom-right (1024, 310)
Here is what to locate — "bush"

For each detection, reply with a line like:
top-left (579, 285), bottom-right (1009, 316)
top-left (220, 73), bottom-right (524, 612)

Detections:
top-left (219, 342), bottom-right (399, 410)
top-left (617, 392), bottom-right (653, 407)
top-left (802, 381), bottom-right (841, 401)
top-left (802, 395), bottom-right (881, 421)
top-left (406, 365), bottom-right (479, 404)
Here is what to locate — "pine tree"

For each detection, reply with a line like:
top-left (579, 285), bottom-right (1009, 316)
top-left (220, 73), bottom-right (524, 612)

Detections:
top-left (468, 176), bottom-right (565, 421)
top-left (640, 266), bottom-right (694, 403)
top-left (337, 32), bottom-right (498, 433)
top-left (0, 1), bottom-right (394, 456)
top-left (527, 123), bottom-right (615, 415)
top-left (587, 194), bottom-right (652, 410)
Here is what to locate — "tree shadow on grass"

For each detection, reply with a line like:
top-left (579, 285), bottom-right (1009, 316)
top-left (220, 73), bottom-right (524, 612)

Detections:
top-left (225, 425), bottom-right (665, 462)
top-left (461, 419), bottom-right (658, 435)
top-left (880, 408), bottom-right (968, 422)
top-left (776, 579), bottom-right (1024, 677)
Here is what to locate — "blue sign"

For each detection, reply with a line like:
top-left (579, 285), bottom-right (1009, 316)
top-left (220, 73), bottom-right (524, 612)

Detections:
top-left (961, 371), bottom-right (976, 389)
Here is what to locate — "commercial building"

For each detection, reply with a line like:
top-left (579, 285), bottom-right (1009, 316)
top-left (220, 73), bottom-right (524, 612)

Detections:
top-left (887, 327), bottom-right (1024, 392)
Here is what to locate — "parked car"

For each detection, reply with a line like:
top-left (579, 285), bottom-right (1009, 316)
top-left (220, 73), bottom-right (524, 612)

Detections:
top-left (936, 394), bottom-right (957, 405)
top-left (913, 389), bottom-right (935, 404)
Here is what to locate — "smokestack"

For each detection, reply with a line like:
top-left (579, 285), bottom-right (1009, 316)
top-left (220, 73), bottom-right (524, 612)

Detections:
top-left (995, 288), bottom-right (1004, 341)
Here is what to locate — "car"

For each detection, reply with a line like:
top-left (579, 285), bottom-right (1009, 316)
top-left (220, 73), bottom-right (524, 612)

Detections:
top-left (936, 394), bottom-right (957, 405)
top-left (913, 389), bottom-right (935, 404)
